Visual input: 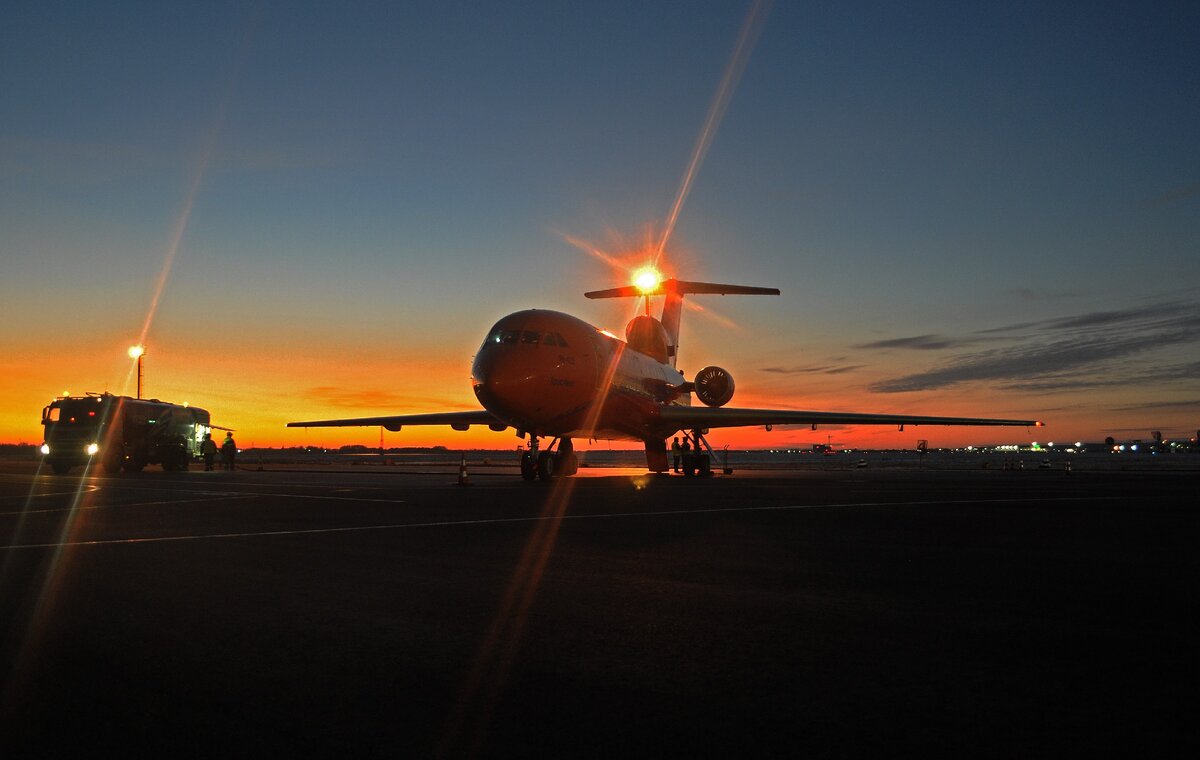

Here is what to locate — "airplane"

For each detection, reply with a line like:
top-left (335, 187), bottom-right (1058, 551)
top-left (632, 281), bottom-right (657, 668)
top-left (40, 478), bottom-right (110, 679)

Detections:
top-left (288, 270), bottom-right (1042, 479)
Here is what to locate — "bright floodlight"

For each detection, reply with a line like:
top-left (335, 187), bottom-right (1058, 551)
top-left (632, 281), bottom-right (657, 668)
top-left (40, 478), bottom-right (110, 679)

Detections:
top-left (633, 268), bottom-right (661, 293)
top-left (128, 345), bottom-right (145, 359)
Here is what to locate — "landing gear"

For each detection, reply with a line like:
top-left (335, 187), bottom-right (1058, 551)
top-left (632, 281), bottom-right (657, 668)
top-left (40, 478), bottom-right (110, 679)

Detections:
top-left (680, 429), bottom-right (714, 478)
top-left (520, 435), bottom-right (578, 481)
top-left (536, 451), bottom-right (556, 480)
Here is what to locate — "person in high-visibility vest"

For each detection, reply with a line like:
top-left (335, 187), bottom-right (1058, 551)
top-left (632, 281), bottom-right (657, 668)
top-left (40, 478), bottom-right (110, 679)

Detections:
top-left (221, 432), bottom-right (238, 471)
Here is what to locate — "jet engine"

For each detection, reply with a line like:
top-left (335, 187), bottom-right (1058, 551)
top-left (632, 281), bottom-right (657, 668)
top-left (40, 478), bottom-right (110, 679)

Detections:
top-left (694, 365), bottom-right (735, 407)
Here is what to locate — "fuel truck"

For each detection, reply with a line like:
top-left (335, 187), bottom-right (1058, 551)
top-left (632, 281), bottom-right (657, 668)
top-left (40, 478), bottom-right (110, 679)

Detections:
top-left (40, 393), bottom-right (214, 474)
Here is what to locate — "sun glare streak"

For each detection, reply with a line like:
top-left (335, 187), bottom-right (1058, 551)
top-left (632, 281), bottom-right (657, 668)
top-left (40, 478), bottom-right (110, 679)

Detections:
top-left (442, 346), bottom-right (629, 755)
top-left (685, 299), bottom-right (740, 331)
top-left (654, 0), bottom-right (772, 263)
top-left (440, 474), bottom-right (581, 757)
top-left (1, 466), bottom-right (102, 716)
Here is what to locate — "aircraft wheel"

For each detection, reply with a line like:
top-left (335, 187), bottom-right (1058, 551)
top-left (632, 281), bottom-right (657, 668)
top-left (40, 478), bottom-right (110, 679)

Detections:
top-left (520, 452), bottom-right (537, 481)
top-left (49, 461), bottom-right (71, 475)
top-left (683, 455), bottom-right (697, 478)
top-left (560, 452), bottom-right (578, 476)
top-left (536, 451), bottom-right (556, 480)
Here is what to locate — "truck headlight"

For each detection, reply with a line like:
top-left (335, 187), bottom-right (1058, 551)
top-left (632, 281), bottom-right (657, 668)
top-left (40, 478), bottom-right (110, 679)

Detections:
top-left (85, 443), bottom-right (99, 456)
top-left (40, 443), bottom-right (50, 455)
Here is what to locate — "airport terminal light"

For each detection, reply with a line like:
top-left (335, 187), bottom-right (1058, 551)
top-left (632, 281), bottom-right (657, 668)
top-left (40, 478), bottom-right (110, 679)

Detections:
top-left (128, 344), bottom-right (145, 399)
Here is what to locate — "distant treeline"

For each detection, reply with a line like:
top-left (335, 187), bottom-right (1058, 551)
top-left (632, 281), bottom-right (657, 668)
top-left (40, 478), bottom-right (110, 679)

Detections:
top-left (0, 443), bottom-right (38, 458)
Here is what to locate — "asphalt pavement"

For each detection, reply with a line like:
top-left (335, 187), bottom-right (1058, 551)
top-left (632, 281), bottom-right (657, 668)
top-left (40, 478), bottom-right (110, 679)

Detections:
top-left (1, 462), bottom-right (1196, 757)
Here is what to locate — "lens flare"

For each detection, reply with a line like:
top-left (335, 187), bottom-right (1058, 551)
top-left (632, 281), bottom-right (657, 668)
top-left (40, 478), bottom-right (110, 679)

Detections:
top-left (633, 267), bottom-right (661, 292)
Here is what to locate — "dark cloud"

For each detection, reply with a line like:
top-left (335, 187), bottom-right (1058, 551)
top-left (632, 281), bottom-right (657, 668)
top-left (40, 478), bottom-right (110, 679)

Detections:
top-left (760, 364), bottom-right (865, 375)
top-left (853, 334), bottom-right (971, 351)
top-left (1108, 398), bottom-right (1200, 413)
top-left (871, 301), bottom-right (1200, 393)
top-left (1146, 182), bottom-right (1200, 208)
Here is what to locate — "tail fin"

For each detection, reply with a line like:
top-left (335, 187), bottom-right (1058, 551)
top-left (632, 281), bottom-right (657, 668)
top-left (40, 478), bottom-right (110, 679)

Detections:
top-left (585, 279), bottom-right (779, 367)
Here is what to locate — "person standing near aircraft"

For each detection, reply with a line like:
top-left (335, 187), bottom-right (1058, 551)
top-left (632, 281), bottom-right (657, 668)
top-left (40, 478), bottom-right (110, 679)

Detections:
top-left (221, 432), bottom-right (237, 471)
top-left (672, 436), bottom-right (682, 472)
top-left (201, 433), bottom-right (217, 471)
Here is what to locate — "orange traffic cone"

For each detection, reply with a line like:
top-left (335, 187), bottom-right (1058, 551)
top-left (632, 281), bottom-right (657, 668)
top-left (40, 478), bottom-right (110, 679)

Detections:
top-left (456, 454), bottom-right (470, 486)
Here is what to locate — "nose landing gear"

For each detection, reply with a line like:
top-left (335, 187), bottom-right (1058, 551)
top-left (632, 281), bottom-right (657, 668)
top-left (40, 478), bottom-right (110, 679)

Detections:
top-left (520, 436), bottom-right (578, 481)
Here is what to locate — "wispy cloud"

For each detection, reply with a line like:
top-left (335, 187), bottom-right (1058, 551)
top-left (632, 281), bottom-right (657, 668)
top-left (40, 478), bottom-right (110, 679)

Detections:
top-left (870, 300), bottom-right (1200, 393)
top-left (1004, 287), bottom-right (1082, 302)
top-left (853, 334), bottom-right (972, 351)
top-left (1107, 398), bottom-right (1200, 413)
top-left (302, 386), bottom-right (463, 410)
top-left (760, 364), bottom-right (865, 375)
top-left (1145, 182), bottom-right (1200, 208)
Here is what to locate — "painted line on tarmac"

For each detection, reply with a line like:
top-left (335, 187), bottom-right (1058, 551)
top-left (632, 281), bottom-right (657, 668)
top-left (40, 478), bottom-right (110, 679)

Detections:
top-left (0, 495), bottom-right (1125, 551)
top-left (0, 489), bottom-right (406, 516)
top-left (0, 485), bottom-right (101, 503)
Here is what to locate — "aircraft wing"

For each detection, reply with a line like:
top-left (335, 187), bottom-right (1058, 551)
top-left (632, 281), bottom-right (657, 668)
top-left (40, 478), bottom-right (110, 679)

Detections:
top-left (287, 410), bottom-right (507, 432)
top-left (658, 406), bottom-right (1042, 431)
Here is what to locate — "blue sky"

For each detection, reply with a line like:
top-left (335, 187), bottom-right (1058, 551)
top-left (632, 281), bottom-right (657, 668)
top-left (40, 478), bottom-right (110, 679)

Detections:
top-left (2, 1), bottom-right (1198, 445)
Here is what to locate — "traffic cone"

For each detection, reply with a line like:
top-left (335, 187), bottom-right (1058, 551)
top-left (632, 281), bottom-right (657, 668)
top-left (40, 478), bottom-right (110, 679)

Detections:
top-left (456, 454), bottom-right (470, 486)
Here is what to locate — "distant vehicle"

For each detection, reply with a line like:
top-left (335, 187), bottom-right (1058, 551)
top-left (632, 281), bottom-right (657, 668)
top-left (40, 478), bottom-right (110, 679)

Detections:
top-left (1038, 459), bottom-right (1052, 469)
top-left (290, 270), bottom-right (1043, 480)
top-left (855, 459), bottom-right (868, 468)
top-left (40, 393), bottom-right (215, 475)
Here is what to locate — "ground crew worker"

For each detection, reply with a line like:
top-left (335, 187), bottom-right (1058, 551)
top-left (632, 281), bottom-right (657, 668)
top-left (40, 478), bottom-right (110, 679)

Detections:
top-left (680, 436), bottom-right (692, 472)
top-left (221, 432), bottom-right (237, 471)
top-left (671, 437), bottom-right (682, 472)
top-left (200, 433), bottom-right (217, 471)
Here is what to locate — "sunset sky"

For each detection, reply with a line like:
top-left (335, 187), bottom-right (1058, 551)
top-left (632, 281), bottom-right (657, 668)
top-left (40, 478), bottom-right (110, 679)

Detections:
top-left (2, 1), bottom-right (1197, 450)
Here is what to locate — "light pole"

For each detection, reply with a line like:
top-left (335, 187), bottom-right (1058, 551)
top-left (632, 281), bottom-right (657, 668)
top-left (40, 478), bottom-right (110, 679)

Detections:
top-left (128, 345), bottom-right (145, 399)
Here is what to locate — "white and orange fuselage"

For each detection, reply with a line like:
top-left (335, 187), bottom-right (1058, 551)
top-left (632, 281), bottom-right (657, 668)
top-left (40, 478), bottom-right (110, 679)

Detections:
top-left (471, 309), bottom-right (687, 442)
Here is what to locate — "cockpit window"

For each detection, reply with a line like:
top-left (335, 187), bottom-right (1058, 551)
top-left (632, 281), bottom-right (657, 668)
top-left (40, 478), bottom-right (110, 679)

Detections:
top-left (500, 330), bottom-right (519, 344)
top-left (521, 331), bottom-right (540, 344)
top-left (555, 332), bottom-right (568, 347)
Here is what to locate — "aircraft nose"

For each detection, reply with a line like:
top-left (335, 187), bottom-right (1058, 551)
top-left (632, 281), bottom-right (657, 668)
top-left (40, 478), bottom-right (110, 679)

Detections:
top-left (471, 346), bottom-right (527, 412)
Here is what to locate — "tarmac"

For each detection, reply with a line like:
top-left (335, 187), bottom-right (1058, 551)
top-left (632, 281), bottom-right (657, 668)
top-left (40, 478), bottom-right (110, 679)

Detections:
top-left (0, 460), bottom-right (1195, 757)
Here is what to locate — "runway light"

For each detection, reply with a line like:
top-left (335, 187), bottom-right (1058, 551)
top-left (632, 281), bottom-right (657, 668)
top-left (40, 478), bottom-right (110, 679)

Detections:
top-left (633, 267), bottom-right (661, 293)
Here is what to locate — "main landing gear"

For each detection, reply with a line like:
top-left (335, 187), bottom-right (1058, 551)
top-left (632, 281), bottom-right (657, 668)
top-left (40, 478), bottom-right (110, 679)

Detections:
top-left (679, 429), bottom-right (727, 477)
top-left (520, 436), bottom-right (578, 481)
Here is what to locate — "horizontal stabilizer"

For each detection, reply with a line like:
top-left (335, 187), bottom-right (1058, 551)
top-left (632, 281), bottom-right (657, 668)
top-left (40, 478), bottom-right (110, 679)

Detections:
top-left (585, 279), bottom-right (779, 299)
